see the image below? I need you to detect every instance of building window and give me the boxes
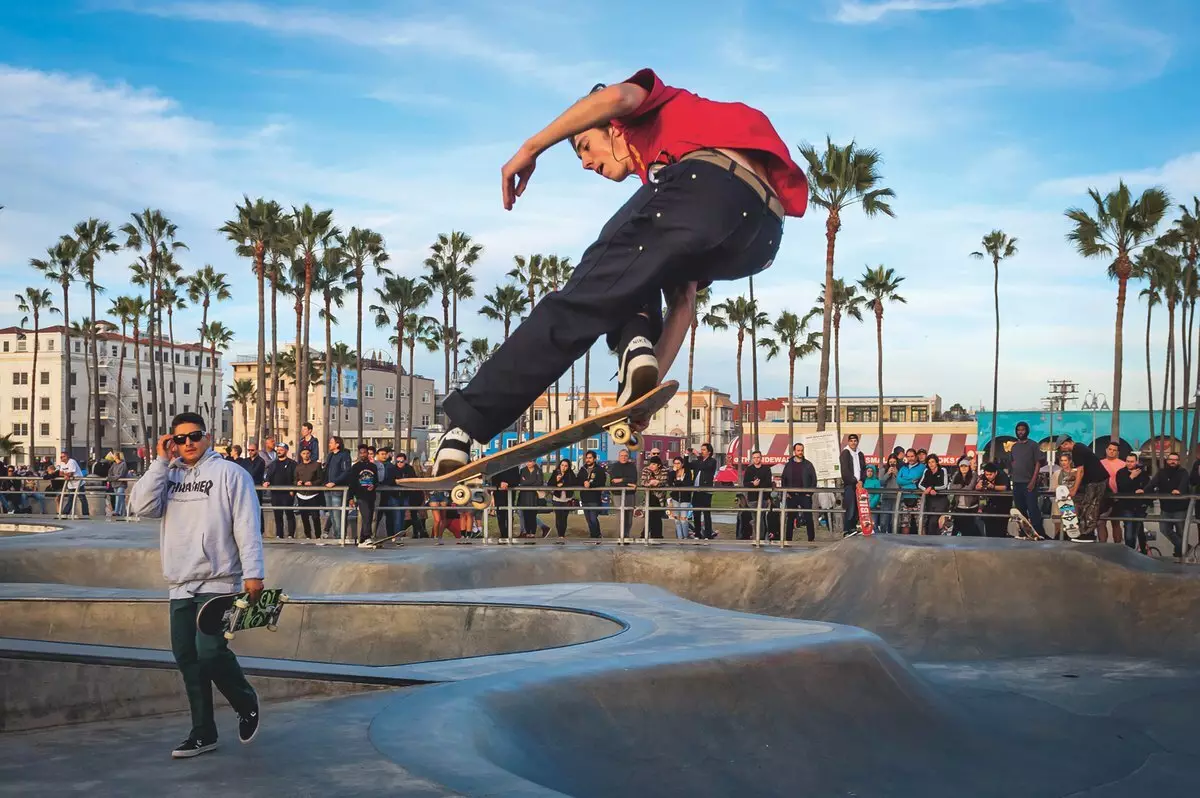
[47,339,54,351]
[40,371,49,385]
[691,408,701,420]
[534,409,544,422]
[131,401,138,411]
[169,381,174,394]
[385,411,394,426]
[422,391,430,404]
[12,397,28,410]
[40,423,49,437]
[70,398,76,411]
[99,400,107,414]
[183,382,190,395]
[74,341,81,353]
[11,423,28,436]
[400,412,408,424]
[131,425,138,436]
[174,353,180,364]
[911,407,929,422]
[111,345,118,356]
[365,410,375,425]
[40,397,50,411]
[1,341,7,352]
[384,386,395,401]
[131,377,139,389]
[70,371,77,386]
[421,415,430,426]
[799,407,817,423]
[99,374,108,388]
[364,384,375,398]
[847,406,878,422]
[401,385,410,398]
[889,406,906,423]
[12,372,28,385]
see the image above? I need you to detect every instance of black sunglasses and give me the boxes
[172,431,205,445]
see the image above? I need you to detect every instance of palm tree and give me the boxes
[542,255,574,429]
[187,264,232,414]
[424,231,483,396]
[1146,247,1183,454]
[121,210,187,438]
[814,279,865,442]
[70,318,97,452]
[858,266,907,462]
[316,245,349,428]
[713,296,768,458]
[17,288,59,462]
[508,253,548,432]
[202,322,234,422]
[465,338,497,375]
[970,230,1019,461]
[1167,198,1200,456]
[1065,180,1171,443]
[404,314,440,435]
[797,137,896,431]
[372,276,433,451]
[72,219,120,457]
[759,309,821,446]
[153,248,188,423]
[31,236,80,451]
[158,281,186,414]
[747,276,762,450]
[480,284,529,341]
[108,296,139,452]
[0,434,23,461]
[123,297,150,457]
[265,227,293,438]
[228,379,256,448]
[327,343,357,438]
[290,204,339,430]
[220,196,282,447]
[283,261,306,441]
[1135,255,1162,468]
[339,226,390,444]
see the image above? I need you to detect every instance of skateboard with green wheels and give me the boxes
[196,587,289,641]
[398,381,679,509]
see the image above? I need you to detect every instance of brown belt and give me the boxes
[679,149,785,220]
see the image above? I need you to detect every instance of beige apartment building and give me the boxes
[229,352,436,453]
[0,324,223,466]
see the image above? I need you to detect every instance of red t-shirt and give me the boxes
[610,68,808,217]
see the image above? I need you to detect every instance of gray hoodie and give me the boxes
[130,447,265,599]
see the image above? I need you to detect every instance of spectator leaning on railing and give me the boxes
[1055,434,1109,543]
[1115,453,1150,554]
[1149,451,1189,559]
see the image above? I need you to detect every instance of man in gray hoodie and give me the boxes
[130,412,264,760]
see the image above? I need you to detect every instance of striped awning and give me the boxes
[728,432,978,466]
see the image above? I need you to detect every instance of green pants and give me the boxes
[169,594,258,741]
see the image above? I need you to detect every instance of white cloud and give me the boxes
[833,0,1006,24]
[1033,152,1200,200]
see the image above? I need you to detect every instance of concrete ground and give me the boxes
[2,519,1199,796]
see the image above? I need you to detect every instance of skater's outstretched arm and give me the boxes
[501,82,648,209]
[655,281,697,376]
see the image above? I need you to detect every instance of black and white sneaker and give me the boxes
[238,704,260,743]
[615,336,659,406]
[432,427,474,476]
[171,736,218,758]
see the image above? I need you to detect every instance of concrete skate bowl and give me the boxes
[372,631,1166,798]
[2,536,1199,661]
[0,521,63,537]
[0,598,622,666]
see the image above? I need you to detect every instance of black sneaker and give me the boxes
[238,704,260,743]
[172,736,218,758]
[615,336,659,406]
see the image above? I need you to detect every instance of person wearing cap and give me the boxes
[839,434,868,535]
[430,69,808,480]
[1056,435,1109,542]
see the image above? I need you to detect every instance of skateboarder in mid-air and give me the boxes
[433,68,808,474]
[129,412,265,758]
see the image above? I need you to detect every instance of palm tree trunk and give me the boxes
[876,309,885,464]
[749,275,760,453]
[583,350,591,420]
[787,353,796,447]
[255,246,266,448]
[1170,303,1178,450]
[324,295,333,440]
[270,277,279,440]
[408,340,418,443]
[61,288,70,455]
[336,365,344,439]
[355,266,364,446]
[442,297,451,405]
[1145,302,1157,470]
[525,284,535,436]
[209,344,218,429]
[242,400,249,449]
[156,300,167,434]
[166,308,178,419]
[90,285,101,458]
[452,293,460,385]
[686,322,697,446]
[30,314,39,466]
[82,332,93,462]
[991,261,1000,462]
[116,320,126,455]
[394,325,404,453]
[197,299,209,423]
[292,295,303,444]
[1181,298,1193,455]
[833,317,843,444]
[1160,308,1171,458]
[134,321,148,461]
[816,210,841,432]
[734,332,745,462]
[570,363,577,423]
[1112,273,1127,443]
[301,254,314,432]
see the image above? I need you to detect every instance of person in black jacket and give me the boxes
[1114,452,1151,553]
[548,459,576,542]
[780,442,818,542]
[262,443,297,539]
[839,434,868,535]
[607,448,639,541]
[392,451,421,537]
[346,445,379,545]
[517,460,545,538]
[918,454,951,536]
[489,464,522,540]
[689,443,718,539]
[323,436,351,540]
[577,451,608,541]
[371,449,403,541]
[666,455,694,540]
[1149,451,1189,558]
[741,450,773,540]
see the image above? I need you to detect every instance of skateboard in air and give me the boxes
[1055,485,1082,539]
[196,587,289,641]
[855,484,874,535]
[399,381,679,508]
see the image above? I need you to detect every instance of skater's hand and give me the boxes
[501,145,537,210]
[243,579,264,602]
[156,434,176,460]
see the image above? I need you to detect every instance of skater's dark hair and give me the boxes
[170,411,205,432]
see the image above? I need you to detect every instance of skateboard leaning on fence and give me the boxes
[1055,485,1082,540]
[855,484,875,536]
[196,587,289,641]
[398,381,679,509]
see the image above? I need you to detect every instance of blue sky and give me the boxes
[2,0,1198,412]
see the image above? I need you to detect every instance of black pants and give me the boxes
[842,485,859,533]
[272,495,295,539]
[443,158,783,441]
[553,507,570,538]
[297,495,323,538]
[786,496,815,542]
[692,491,714,539]
[355,493,375,542]
[170,595,257,742]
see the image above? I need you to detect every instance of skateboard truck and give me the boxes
[449,483,490,509]
[605,420,641,451]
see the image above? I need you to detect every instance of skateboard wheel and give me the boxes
[609,422,632,445]
[224,631,235,641]
[267,623,277,632]
[450,484,472,506]
[279,594,290,603]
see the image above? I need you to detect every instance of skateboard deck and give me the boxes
[197,587,289,641]
[855,484,874,535]
[1055,485,1081,539]
[1008,508,1045,541]
[399,381,679,507]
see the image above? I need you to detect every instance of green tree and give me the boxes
[202,322,234,423]
[108,296,140,453]
[480,284,529,341]
[290,204,339,430]
[1065,180,1171,443]
[970,230,1019,461]
[372,276,433,451]
[17,287,59,462]
[327,342,357,438]
[424,231,483,396]
[508,253,548,432]
[316,245,350,426]
[187,264,232,414]
[72,219,120,457]
[759,309,821,446]
[713,296,768,456]
[813,278,865,443]
[339,226,389,443]
[685,286,720,447]
[797,137,895,431]
[858,266,907,462]
[228,379,256,449]
[31,236,80,449]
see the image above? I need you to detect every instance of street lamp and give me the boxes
[1082,390,1109,452]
